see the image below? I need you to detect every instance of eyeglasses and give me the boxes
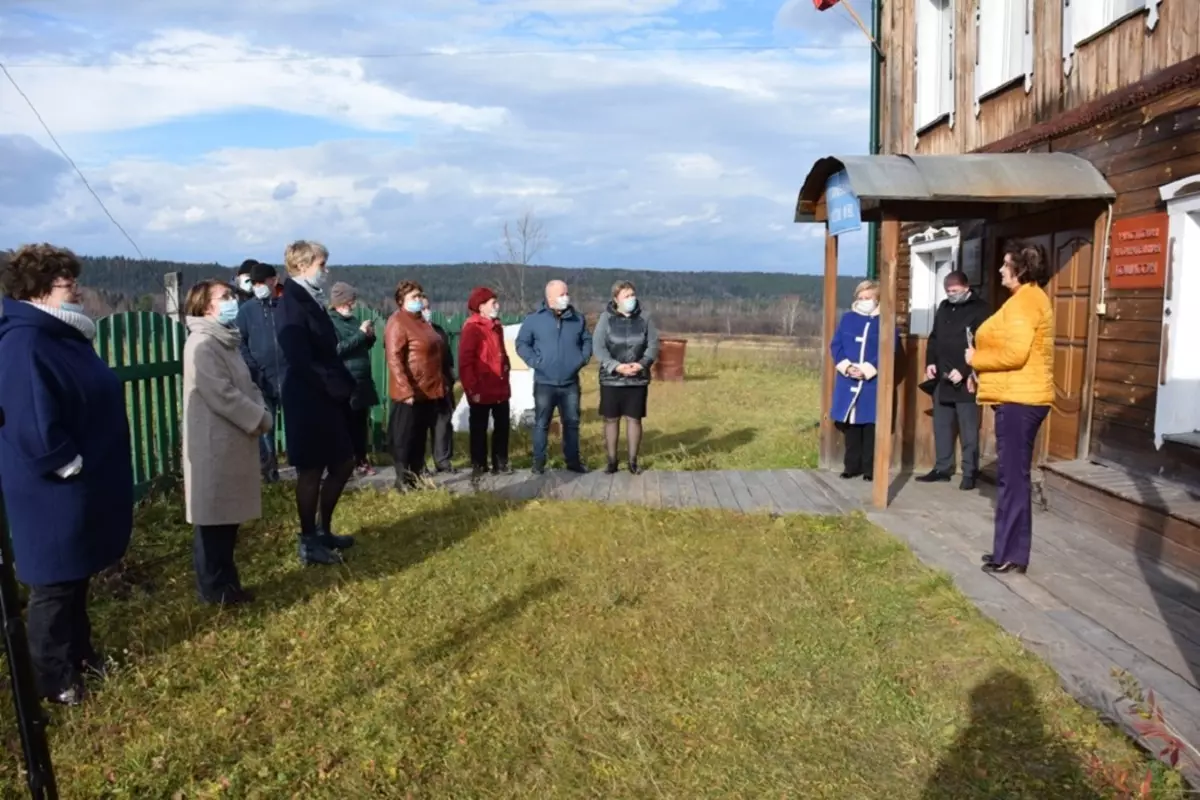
[51,280,78,291]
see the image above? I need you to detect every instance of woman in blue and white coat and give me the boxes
[830,280,886,481]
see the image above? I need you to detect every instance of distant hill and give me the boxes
[1,254,864,337]
[76,256,864,310]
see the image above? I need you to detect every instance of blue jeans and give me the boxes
[259,395,280,479]
[533,382,581,467]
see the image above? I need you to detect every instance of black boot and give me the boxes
[604,460,619,474]
[317,527,355,550]
[298,536,342,566]
[628,461,643,475]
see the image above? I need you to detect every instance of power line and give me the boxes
[2,42,867,70]
[0,61,146,260]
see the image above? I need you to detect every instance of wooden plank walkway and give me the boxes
[313,464,1200,783]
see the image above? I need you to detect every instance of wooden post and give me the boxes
[820,227,839,470]
[164,271,183,325]
[872,216,900,508]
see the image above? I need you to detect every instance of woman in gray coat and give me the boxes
[593,280,659,474]
[183,279,273,605]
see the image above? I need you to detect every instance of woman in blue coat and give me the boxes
[0,245,132,705]
[830,279,893,481]
[276,241,358,566]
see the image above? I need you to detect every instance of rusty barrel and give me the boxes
[652,337,688,381]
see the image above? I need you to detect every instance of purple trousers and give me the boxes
[992,403,1050,566]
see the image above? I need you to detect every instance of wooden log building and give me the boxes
[795,1,1200,574]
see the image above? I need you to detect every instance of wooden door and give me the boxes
[1045,230,1093,462]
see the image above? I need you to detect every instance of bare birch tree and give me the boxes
[779,294,804,336]
[496,211,547,313]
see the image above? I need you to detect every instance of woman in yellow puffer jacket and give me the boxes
[965,242,1054,575]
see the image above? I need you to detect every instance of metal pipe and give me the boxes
[866,0,883,280]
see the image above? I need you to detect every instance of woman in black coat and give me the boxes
[276,241,358,566]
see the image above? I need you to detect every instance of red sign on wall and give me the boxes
[1108,212,1168,290]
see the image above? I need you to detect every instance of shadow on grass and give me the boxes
[413,577,566,666]
[116,472,581,659]
[921,669,1101,799]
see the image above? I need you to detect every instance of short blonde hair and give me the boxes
[284,240,329,276]
[853,280,880,300]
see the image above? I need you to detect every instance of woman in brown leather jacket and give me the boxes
[384,280,447,490]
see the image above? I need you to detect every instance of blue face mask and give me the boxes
[619,296,637,314]
[59,302,86,315]
[405,299,423,314]
[216,298,239,326]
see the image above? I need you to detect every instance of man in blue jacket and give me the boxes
[235,261,288,482]
[516,279,592,474]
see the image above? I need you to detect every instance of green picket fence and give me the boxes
[94,309,522,499]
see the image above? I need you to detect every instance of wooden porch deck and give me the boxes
[332,465,1200,781]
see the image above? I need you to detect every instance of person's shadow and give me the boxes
[921,669,1102,799]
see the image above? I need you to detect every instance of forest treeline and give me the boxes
[22,255,866,337]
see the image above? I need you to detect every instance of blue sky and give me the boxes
[0,0,872,273]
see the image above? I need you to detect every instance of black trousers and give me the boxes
[469,401,511,468]
[390,400,437,479]
[429,397,454,469]
[194,524,241,602]
[27,578,95,697]
[836,421,876,477]
[932,399,982,479]
[348,406,370,464]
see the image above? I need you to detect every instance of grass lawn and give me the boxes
[0,485,1183,798]
[448,345,823,472]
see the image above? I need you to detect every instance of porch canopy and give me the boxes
[796,153,1115,509]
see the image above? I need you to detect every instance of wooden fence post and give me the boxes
[872,216,900,509]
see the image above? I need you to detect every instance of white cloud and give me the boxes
[1,31,508,135]
[0,0,871,273]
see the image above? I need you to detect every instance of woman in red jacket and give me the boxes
[458,287,512,477]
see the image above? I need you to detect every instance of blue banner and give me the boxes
[825,169,861,236]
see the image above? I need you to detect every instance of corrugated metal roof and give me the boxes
[794,153,1115,223]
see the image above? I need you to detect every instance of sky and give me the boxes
[0,0,872,273]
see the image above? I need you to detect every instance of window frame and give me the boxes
[1062,0,1164,77]
[974,0,1034,115]
[908,226,962,337]
[915,0,956,140]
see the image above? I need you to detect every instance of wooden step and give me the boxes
[1042,461,1200,578]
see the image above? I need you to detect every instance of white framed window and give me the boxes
[1154,173,1200,450]
[1062,0,1164,76]
[908,226,961,336]
[916,0,955,138]
[974,0,1033,114]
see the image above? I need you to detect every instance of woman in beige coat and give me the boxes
[183,279,273,605]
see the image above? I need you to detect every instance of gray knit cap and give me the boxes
[328,282,356,307]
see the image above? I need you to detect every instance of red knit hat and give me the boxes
[467,286,497,312]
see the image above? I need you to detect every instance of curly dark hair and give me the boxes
[1003,241,1051,287]
[394,280,424,308]
[0,244,82,301]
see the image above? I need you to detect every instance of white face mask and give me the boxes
[306,270,328,291]
[237,276,252,293]
[853,298,878,315]
[421,308,433,323]
[554,295,570,311]
[253,284,271,300]
[485,306,500,319]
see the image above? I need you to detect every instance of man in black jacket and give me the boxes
[916,270,992,490]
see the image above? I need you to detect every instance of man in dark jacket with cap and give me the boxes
[917,270,992,490]
[235,261,288,482]
[234,259,257,305]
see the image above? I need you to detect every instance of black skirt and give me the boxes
[599,384,649,420]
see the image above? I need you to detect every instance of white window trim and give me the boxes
[974,0,1034,116]
[1153,173,1200,449]
[915,0,956,143]
[1062,0,1163,77]
[908,226,961,337]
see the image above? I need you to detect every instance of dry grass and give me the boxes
[0,488,1182,798]
[0,353,1185,798]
